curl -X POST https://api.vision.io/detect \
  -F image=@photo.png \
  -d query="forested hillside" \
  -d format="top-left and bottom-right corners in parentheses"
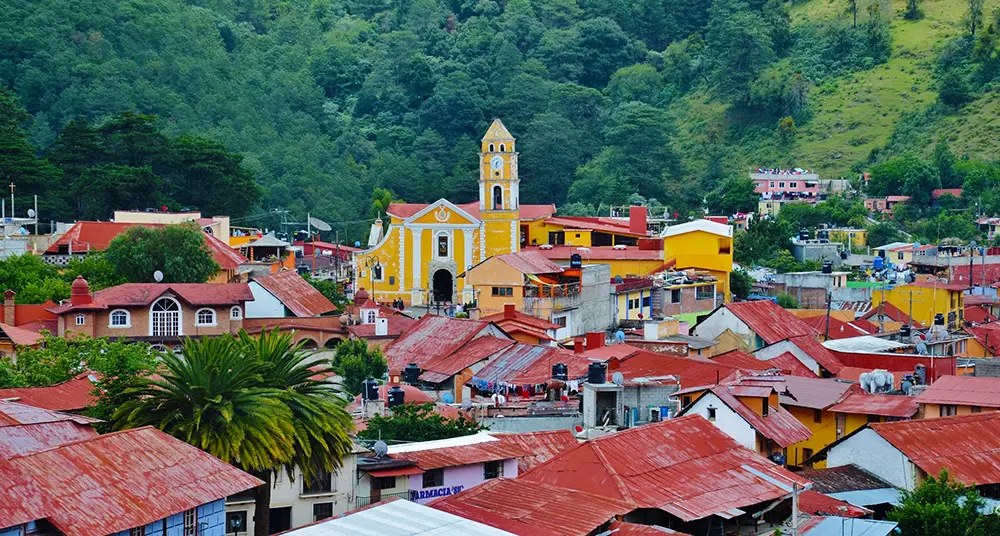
top-left (2, 0), bottom-right (999, 238)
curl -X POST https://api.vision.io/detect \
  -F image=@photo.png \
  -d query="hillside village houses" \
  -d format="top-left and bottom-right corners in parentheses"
top-left (12, 121), bottom-right (1000, 535)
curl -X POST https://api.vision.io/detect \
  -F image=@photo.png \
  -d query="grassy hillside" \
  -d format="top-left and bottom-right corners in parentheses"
top-left (673, 0), bottom-right (996, 179)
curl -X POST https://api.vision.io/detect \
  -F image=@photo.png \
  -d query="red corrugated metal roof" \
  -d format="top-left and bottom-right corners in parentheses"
top-left (48, 282), bottom-right (253, 314)
top-left (544, 216), bottom-right (644, 237)
top-left (726, 301), bottom-right (819, 345)
top-left (430, 477), bottom-right (628, 536)
top-left (0, 373), bottom-right (97, 411)
top-left (0, 399), bottom-right (100, 427)
top-left (869, 412), bottom-right (1000, 486)
top-left (481, 309), bottom-right (562, 331)
top-left (383, 315), bottom-right (498, 372)
top-left (496, 251), bottom-right (565, 275)
top-left (525, 245), bottom-right (664, 261)
top-left (0, 323), bottom-right (44, 346)
top-left (0, 456), bottom-right (49, 527)
top-left (616, 351), bottom-right (745, 388)
top-left (966, 323), bottom-right (1000, 355)
top-left (952, 264), bottom-right (1000, 286)
top-left (202, 230), bottom-right (247, 269)
top-left (519, 415), bottom-right (811, 522)
top-left (421, 336), bottom-right (517, 383)
top-left (2, 426), bottom-right (262, 535)
top-left (491, 430), bottom-right (580, 473)
top-left (0, 421), bottom-right (99, 457)
top-left (389, 434), bottom-right (535, 470)
top-left (388, 202), bottom-right (556, 221)
top-left (801, 316), bottom-right (871, 339)
top-left (786, 335), bottom-right (844, 374)
top-left (581, 343), bottom-right (643, 361)
top-left (710, 350), bottom-right (767, 370)
top-left (764, 352), bottom-right (821, 377)
top-left (906, 280), bottom-right (969, 291)
top-left (964, 305), bottom-right (998, 324)
top-left (347, 316), bottom-right (417, 339)
top-left (931, 188), bottom-right (963, 199)
top-left (608, 521), bottom-right (690, 535)
top-left (253, 270), bottom-right (335, 317)
top-left (471, 343), bottom-right (583, 385)
top-left (827, 392), bottom-right (918, 418)
top-left (915, 375), bottom-right (1000, 408)
top-left (684, 386), bottom-right (812, 447)
top-left (861, 301), bottom-right (925, 328)
top-left (797, 490), bottom-right (871, 518)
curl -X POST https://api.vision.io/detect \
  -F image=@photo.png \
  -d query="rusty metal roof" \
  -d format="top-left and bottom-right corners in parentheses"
top-left (801, 316), bottom-right (871, 339)
top-left (784, 335), bottom-right (844, 374)
top-left (869, 412), bottom-right (1000, 486)
top-left (737, 374), bottom-right (854, 410)
top-left (253, 270), bottom-right (336, 317)
top-left (496, 251), bottom-right (565, 275)
top-left (710, 350), bottom-right (768, 370)
top-left (430, 477), bottom-right (629, 536)
top-left (2, 426), bottom-right (262, 535)
top-left (607, 521), bottom-right (690, 535)
top-left (420, 336), bottom-right (517, 383)
top-left (0, 373), bottom-right (98, 411)
top-left (0, 421), bottom-right (99, 457)
top-left (480, 309), bottom-right (562, 331)
top-left (387, 433), bottom-right (535, 470)
top-left (490, 431), bottom-right (580, 473)
top-left (765, 351), bottom-right (821, 377)
top-left (797, 490), bottom-right (871, 518)
top-left (680, 386), bottom-right (813, 447)
top-left (965, 323), bottom-right (1000, 355)
top-left (861, 302), bottom-right (924, 328)
top-left (964, 304), bottom-right (998, 324)
top-left (916, 375), bottom-right (1000, 408)
top-left (615, 351), bottom-right (745, 388)
top-left (827, 393), bottom-right (918, 418)
top-left (519, 415), bottom-right (811, 522)
top-left (796, 465), bottom-right (895, 494)
top-left (384, 316), bottom-right (498, 372)
top-left (471, 343), bottom-right (583, 385)
top-left (725, 301), bottom-right (819, 345)
top-left (0, 456), bottom-right (48, 527)
top-left (0, 399), bottom-right (101, 427)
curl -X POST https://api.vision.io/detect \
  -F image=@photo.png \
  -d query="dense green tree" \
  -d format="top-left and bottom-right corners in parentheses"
top-left (867, 222), bottom-right (904, 247)
top-left (966, 0), bottom-right (986, 36)
top-left (303, 275), bottom-right (349, 308)
top-left (102, 223), bottom-right (220, 283)
top-left (705, 176), bottom-right (758, 215)
top-left (167, 135), bottom-right (261, 217)
top-left (734, 217), bottom-right (792, 265)
top-left (63, 254), bottom-right (126, 291)
top-left (357, 402), bottom-right (485, 442)
top-left (730, 268), bottom-right (754, 300)
top-left (776, 292), bottom-right (799, 308)
top-left (605, 64), bottom-right (665, 105)
top-left (902, 160), bottom-right (942, 207)
top-left (0, 87), bottom-right (63, 218)
top-left (519, 112), bottom-right (588, 205)
top-left (706, 0), bottom-right (774, 105)
top-left (0, 253), bottom-right (68, 304)
top-left (888, 469), bottom-right (996, 536)
top-left (331, 338), bottom-right (388, 395)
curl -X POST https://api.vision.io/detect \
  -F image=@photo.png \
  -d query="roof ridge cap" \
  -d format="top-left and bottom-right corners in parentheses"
top-left (589, 440), bottom-right (637, 506)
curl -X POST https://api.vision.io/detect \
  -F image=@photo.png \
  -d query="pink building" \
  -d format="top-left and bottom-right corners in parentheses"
top-left (751, 171), bottom-right (820, 197)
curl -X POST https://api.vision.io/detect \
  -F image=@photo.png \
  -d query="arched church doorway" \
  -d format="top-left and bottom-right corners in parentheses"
top-left (432, 269), bottom-right (453, 303)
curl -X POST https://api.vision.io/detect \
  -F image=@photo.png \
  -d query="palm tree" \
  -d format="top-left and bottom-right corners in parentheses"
top-left (113, 330), bottom-right (353, 536)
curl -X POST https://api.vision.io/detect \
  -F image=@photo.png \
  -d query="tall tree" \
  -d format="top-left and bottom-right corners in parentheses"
top-left (357, 402), bottom-right (484, 442)
top-left (966, 0), bottom-right (985, 36)
top-left (331, 338), bottom-right (388, 395)
top-left (167, 135), bottom-right (261, 217)
top-left (0, 87), bottom-right (64, 218)
top-left (706, 0), bottom-right (775, 105)
top-left (102, 223), bottom-right (220, 283)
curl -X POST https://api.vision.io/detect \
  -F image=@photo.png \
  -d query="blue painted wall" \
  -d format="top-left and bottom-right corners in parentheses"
top-left (109, 499), bottom-right (227, 536)
top-left (1, 525), bottom-right (24, 536)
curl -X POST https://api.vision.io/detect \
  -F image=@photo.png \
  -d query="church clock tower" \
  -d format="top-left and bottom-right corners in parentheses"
top-left (479, 119), bottom-right (520, 256)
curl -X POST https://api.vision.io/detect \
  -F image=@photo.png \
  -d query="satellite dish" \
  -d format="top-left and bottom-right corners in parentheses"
top-left (308, 216), bottom-right (332, 231)
top-left (373, 440), bottom-right (388, 458)
top-left (614, 275), bottom-right (624, 284)
top-left (461, 399), bottom-right (472, 410)
top-left (153, 270), bottom-right (164, 282)
top-left (916, 342), bottom-right (928, 355)
top-left (614, 330), bottom-right (626, 343)
top-left (27, 209), bottom-right (35, 218)
top-left (354, 241), bottom-right (362, 247)
top-left (612, 372), bottom-right (624, 385)
top-left (441, 392), bottom-right (455, 404)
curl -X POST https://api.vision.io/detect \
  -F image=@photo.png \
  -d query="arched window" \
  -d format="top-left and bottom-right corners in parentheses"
top-left (366, 310), bottom-right (377, 323)
top-left (149, 344), bottom-right (169, 354)
top-left (492, 185), bottom-right (503, 210)
top-left (499, 143), bottom-right (506, 152)
top-left (151, 298), bottom-right (181, 337)
top-left (75, 314), bottom-right (85, 326)
top-left (230, 306), bottom-right (242, 320)
top-left (110, 309), bottom-right (130, 328)
top-left (488, 143), bottom-right (495, 152)
top-left (196, 308), bottom-right (216, 326)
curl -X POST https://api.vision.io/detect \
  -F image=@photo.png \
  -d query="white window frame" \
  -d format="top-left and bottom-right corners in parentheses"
top-left (109, 309), bottom-right (131, 328)
top-left (75, 314), bottom-right (85, 326)
top-left (149, 297), bottom-right (182, 337)
top-left (195, 308), bottom-right (217, 327)
top-left (436, 231), bottom-right (451, 259)
top-left (149, 344), bottom-right (169, 353)
top-left (230, 306), bottom-right (242, 320)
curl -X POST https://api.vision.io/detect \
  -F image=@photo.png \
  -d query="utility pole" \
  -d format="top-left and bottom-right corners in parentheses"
top-left (8, 182), bottom-right (14, 219)
top-left (824, 293), bottom-right (832, 341)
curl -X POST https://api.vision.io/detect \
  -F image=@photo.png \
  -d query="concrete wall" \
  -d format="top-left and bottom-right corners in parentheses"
top-left (621, 383), bottom-right (680, 422)
top-left (406, 459), bottom-right (518, 504)
top-left (247, 281), bottom-right (288, 318)
top-left (791, 242), bottom-right (843, 265)
top-left (686, 392), bottom-right (757, 450)
top-left (827, 428), bottom-right (917, 491)
top-left (691, 308), bottom-right (755, 349)
top-left (481, 415), bottom-right (582, 433)
top-left (575, 263), bottom-right (612, 336)
top-left (753, 339), bottom-right (821, 375)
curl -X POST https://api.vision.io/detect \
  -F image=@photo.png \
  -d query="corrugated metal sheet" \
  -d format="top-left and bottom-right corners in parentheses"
top-left (0, 456), bottom-right (49, 527)
top-left (801, 516), bottom-right (898, 536)
top-left (771, 375), bottom-right (854, 410)
top-left (964, 305), bottom-right (997, 324)
top-left (0, 399), bottom-right (101, 426)
top-left (726, 301), bottom-right (819, 345)
top-left (491, 431), bottom-right (579, 473)
top-left (388, 434), bottom-right (534, 470)
top-left (615, 351), bottom-right (744, 388)
top-left (861, 302), bottom-right (924, 328)
top-left (710, 350), bottom-right (767, 370)
top-left (420, 336), bottom-right (517, 383)
top-left (607, 521), bottom-right (689, 535)
top-left (797, 490), bottom-right (871, 518)
top-left (286, 497), bottom-right (520, 535)
top-left (518, 415), bottom-right (811, 522)
top-left (966, 323), bottom-right (1000, 355)
top-left (827, 393), bottom-right (918, 418)
top-left (471, 343), bottom-right (584, 385)
top-left (481, 310), bottom-right (562, 331)
top-left (0, 373), bottom-right (98, 411)
top-left (431, 477), bottom-right (628, 536)
top-left (0, 421), bottom-right (99, 457)
top-left (801, 316), bottom-right (871, 339)
top-left (915, 375), bottom-right (1000, 407)
top-left (764, 352), bottom-right (820, 377)
top-left (827, 489), bottom-right (902, 507)
top-left (696, 386), bottom-right (813, 447)
top-left (785, 336), bottom-right (844, 374)
top-left (797, 465), bottom-right (895, 494)
top-left (384, 316), bottom-right (496, 372)
top-left (253, 270), bottom-right (336, 317)
top-left (871, 412), bottom-right (1000, 487)
top-left (496, 251), bottom-right (564, 275)
top-left (3, 426), bottom-right (262, 535)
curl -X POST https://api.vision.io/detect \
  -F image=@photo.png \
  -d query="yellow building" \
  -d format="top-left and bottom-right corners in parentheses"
top-left (870, 281), bottom-right (965, 329)
top-left (828, 228), bottom-right (867, 248)
top-left (462, 250), bottom-right (569, 317)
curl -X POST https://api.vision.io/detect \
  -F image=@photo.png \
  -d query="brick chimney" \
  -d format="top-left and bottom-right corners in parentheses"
top-left (504, 303), bottom-right (516, 319)
top-left (585, 332), bottom-right (605, 350)
top-left (573, 336), bottom-right (585, 354)
top-left (629, 206), bottom-right (648, 236)
top-left (70, 276), bottom-right (92, 306)
top-left (3, 290), bottom-right (14, 325)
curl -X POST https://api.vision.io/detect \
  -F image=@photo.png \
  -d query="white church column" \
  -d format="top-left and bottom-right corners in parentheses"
top-left (463, 228), bottom-right (474, 302)
top-left (398, 226), bottom-right (405, 293)
top-left (510, 221), bottom-right (518, 253)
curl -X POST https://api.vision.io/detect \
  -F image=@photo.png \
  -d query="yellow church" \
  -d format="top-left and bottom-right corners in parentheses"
top-left (353, 119), bottom-right (734, 306)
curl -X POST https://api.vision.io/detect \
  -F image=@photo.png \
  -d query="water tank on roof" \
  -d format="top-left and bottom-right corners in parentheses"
top-left (934, 313), bottom-right (945, 326)
top-left (403, 363), bottom-right (421, 384)
top-left (588, 362), bottom-right (607, 384)
top-left (362, 378), bottom-right (379, 401)
top-left (552, 363), bottom-right (568, 381)
top-left (873, 256), bottom-right (885, 270)
top-left (570, 253), bottom-right (583, 269)
top-left (387, 385), bottom-right (405, 408)
top-left (822, 261), bottom-right (833, 274)
top-left (900, 324), bottom-right (912, 337)
top-left (914, 364), bottom-right (927, 385)
top-left (818, 229), bottom-right (830, 240)
top-left (840, 250), bottom-right (849, 260)
top-left (798, 228), bottom-right (810, 241)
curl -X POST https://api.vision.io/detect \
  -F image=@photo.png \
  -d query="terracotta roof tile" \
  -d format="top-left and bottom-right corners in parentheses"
top-left (48, 283), bottom-right (253, 314)
top-left (0, 322), bottom-right (45, 346)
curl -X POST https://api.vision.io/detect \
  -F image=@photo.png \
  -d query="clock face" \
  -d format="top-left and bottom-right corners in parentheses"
top-left (490, 156), bottom-right (503, 171)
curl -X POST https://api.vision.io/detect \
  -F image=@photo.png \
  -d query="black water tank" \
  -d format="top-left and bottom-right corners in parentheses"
top-left (588, 362), bottom-right (607, 384)
top-left (403, 363), bottom-right (421, 384)
top-left (822, 261), bottom-right (833, 274)
top-left (798, 228), bottom-right (810, 240)
top-left (552, 363), bottom-right (568, 381)
top-left (818, 229), bottom-right (829, 240)
top-left (900, 324), bottom-right (912, 337)
top-left (387, 385), bottom-right (405, 408)
top-left (840, 250), bottom-right (849, 260)
top-left (934, 313), bottom-right (945, 326)
top-left (362, 378), bottom-right (379, 401)
top-left (570, 253), bottom-right (583, 269)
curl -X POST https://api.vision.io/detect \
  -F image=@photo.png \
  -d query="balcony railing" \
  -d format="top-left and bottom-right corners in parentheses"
top-left (523, 282), bottom-right (580, 299)
top-left (355, 491), bottom-right (411, 508)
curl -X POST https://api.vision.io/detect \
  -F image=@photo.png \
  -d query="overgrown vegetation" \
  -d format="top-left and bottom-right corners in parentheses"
top-left (357, 402), bottom-right (485, 443)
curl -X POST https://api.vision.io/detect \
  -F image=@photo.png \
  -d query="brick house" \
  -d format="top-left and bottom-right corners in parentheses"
top-left (47, 277), bottom-right (252, 349)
